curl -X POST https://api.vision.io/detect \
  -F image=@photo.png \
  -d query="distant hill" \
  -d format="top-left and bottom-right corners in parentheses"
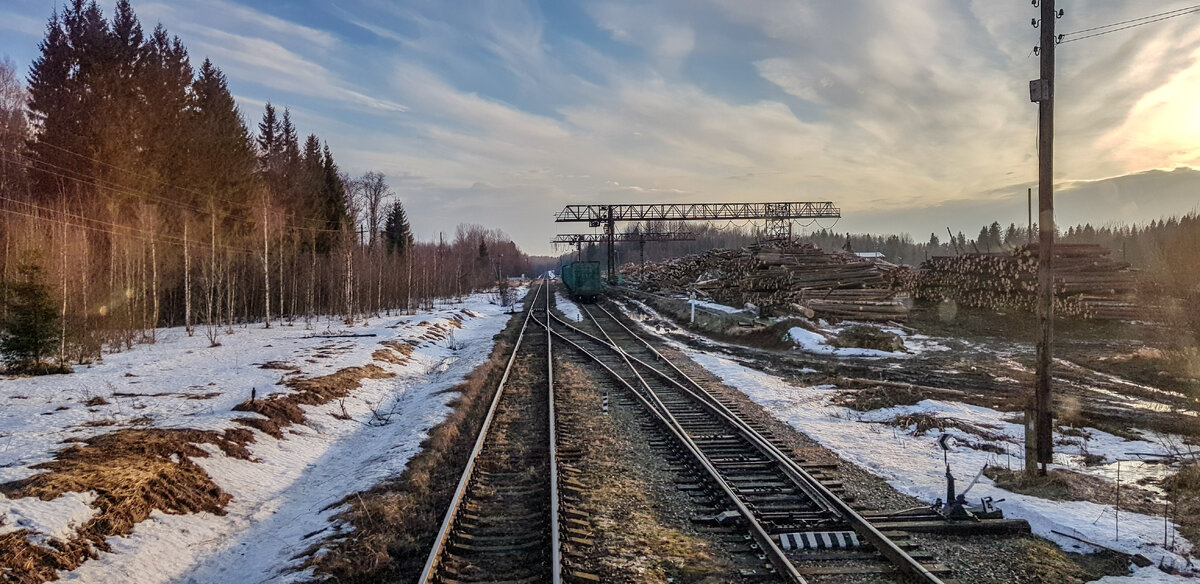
top-left (848, 166), bottom-right (1200, 238)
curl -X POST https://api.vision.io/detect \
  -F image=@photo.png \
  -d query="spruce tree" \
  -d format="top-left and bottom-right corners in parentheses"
top-left (257, 102), bottom-right (281, 171)
top-left (190, 59), bottom-right (255, 215)
top-left (142, 25), bottom-right (193, 193)
top-left (315, 142), bottom-right (349, 252)
top-left (383, 200), bottom-right (413, 256)
top-left (1, 262), bottom-right (64, 374)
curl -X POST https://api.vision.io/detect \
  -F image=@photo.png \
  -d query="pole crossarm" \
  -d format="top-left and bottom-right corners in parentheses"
top-left (553, 202), bottom-right (840, 223)
top-left (552, 231), bottom-right (697, 245)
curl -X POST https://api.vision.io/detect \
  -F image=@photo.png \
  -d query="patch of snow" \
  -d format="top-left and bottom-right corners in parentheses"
top-left (0, 490), bottom-right (97, 545)
top-left (1095, 564), bottom-right (1193, 582)
top-left (555, 292), bottom-right (584, 322)
top-left (787, 326), bottom-right (897, 358)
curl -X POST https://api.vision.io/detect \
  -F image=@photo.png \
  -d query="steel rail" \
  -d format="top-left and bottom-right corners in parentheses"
top-left (417, 281), bottom-right (556, 584)
top-left (568, 301), bottom-right (807, 582)
top-left (533, 315), bottom-right (807, 584)
top-left (590, 302), bottom-right (945, 584)
top-left (545, 281), bottom-right (562, 584)
top-left (551, 309), bottom-right (835, 515)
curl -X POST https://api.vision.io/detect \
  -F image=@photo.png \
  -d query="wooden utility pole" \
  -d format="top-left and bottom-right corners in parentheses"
top-left (1030, 0), bottom-right (1058, 475)
top-left (1027, 187), bottom-right (1033, 244)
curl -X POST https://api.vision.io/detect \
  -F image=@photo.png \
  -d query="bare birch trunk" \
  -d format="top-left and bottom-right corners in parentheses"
top-left (307, 245), bottom-right (315, 328)
top-left (184, 222), bottom-right (192, 336)
top-left (59, 208), bottom-right (67, 364)
top-left (151, 233), bottom-right (158, 342)
top-left (278, 231), bottom-right (284, 323)
top-left (262, 203), bottom-right (270, 329)
top-left (344, 242), bottom-right (353, 323)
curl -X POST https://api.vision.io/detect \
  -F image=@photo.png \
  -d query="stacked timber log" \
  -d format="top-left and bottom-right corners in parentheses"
top-left (907, 244), bottom-right (1160, 320)
top-left (621, 242), bottom-right (908, 321)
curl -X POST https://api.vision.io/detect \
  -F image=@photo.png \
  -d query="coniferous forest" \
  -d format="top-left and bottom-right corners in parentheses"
top-left (0, 0), bottom-right (530, 371)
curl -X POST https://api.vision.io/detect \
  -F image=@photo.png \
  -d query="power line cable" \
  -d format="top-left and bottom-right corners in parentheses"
top-left (1059, 6), bottom-right (1200, 44)
top-left (0, 195), bottom-right (261, 255)
top-left (1, 153), bottom-right (347, 236)
top-left (28, 139), bottom-right (346, 230)
top-left (1060, 4), bottom-right (1200, 37)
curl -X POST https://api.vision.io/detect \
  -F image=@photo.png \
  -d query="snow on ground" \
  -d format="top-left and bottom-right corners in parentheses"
top-left (0, 289), bottom-right (524, 584)
top-left (626, 296), bottom-right (945, 359)
top-left (555, 291), bottom-right (584, 321)
top-left (685, 350), bottom-right (1194, 579)
top-left (787, 326), bottom-right (897, 358)
top-left (0, 491), bottom-right (97, 546)
top-left (788, 324), bottom-right (950, 358)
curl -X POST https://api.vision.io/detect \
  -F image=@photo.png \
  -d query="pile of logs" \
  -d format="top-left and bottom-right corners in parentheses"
top-left (905, 244), bottom-right (1159, 320)
top-left (621, 242), bottom-right (909, 321)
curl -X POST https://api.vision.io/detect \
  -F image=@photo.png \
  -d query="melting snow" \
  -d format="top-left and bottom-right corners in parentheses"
top-left (0, 289), bottom-right (524, 583)
top-left (555, 292), bottom-right (584, 322)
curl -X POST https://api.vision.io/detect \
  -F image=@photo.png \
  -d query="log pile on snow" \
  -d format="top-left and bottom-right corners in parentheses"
top-left (621, 242), bottom-right (908, 321)
top-left (902, 243), bottom-right (1160, 320)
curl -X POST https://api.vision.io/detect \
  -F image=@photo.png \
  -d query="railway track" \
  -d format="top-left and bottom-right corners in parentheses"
top-left (419, 281), bottom-right (562, 583)
top-left (421, 280), bottom-right (949, 582)
top-left (546, 296), bottom-right (948, 583)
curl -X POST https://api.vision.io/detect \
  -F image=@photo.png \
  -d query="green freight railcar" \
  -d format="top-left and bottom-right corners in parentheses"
top-left (559, 261), bottom-right (602, 302)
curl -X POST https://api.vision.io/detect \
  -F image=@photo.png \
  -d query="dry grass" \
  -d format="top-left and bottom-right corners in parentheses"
top-left (923, 533), bottom-right (1129, 584)
top-left (828, 324), bottom-right (905, 352)
top-left (303, 313), bottom-right (524, 583)
top-left (232, 364), bottom-right (394, 438)
top-left (0, 428), bottom-right (253, 584)
top-left (372, 340), bottom-right (414, 365)
top-left (984, 467), bottom-right (1161, 516)
top-left (886, 412), bottom-right (1006, 441)
top-left (831, 383), bottom-right (927, 411)
top-left (553, 361), bottom-right (732, 582)
top-left (1163, 462), bottom-right (1200, 546)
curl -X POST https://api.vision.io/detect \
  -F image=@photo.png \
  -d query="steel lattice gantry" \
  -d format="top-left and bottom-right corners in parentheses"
top-left (552, 231), bottom-right (696, 264)
top-left (554, 202), bottom-right (840, 283)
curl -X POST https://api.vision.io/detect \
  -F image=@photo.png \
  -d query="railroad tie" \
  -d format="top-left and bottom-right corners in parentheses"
top-left (778, 531), bottom-right (861, 551)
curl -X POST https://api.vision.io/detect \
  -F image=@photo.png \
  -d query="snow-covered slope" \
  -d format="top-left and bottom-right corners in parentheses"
top-left (0, 290), bottom-right (522, 583)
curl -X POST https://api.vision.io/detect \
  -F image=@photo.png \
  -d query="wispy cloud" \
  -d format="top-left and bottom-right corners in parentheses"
top-left (4, 0), bottom-right (1200, 253)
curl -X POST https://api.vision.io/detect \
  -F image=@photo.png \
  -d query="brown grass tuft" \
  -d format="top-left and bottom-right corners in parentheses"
top-left (985, 466), bottom-right (1160, 516)
top-left (0, 428), bottom-right (253, 584)
top-left (232, 365), bottom-right (394, 438)
top-left (372, 340), bottom-right (413, 366)
top-left (832, 383), bottom-right (926, 411)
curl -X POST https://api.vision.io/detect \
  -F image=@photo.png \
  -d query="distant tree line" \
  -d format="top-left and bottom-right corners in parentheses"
top-left (0, 0), bottom-right (529, 373)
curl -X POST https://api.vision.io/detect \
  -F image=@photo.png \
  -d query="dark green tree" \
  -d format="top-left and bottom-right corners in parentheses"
top-left (1, 262), bottom-right (65, 374)
top-left (314, 142), bottom-right (349, 252)
top-left (26, 3), bottom-right (103, 201)
top-left (383, 200), bottom-right (413, 256)
top-left (190, 59), bottom-right (255, 215)
top-left (141, 25), bottom-right (193, 192)
top-left (256, 102), bottom-right (281, 172)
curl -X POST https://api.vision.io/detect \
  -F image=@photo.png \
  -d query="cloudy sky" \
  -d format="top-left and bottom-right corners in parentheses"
top-left (2, 1), bottom-right (1200, 254)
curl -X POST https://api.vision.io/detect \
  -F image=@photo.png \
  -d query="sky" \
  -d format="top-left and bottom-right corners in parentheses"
top-left (2, 0), bottom-right (1200, 255)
